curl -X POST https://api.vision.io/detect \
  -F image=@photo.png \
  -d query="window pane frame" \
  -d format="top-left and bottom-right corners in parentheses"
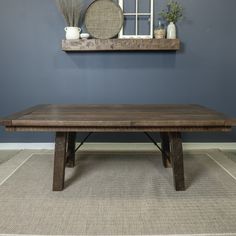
top-left (119, 0), bottom-right (153, 39)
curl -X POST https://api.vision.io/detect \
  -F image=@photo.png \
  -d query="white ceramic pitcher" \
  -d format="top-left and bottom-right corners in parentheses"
top-left (64, 27), bottom-right (81, 40)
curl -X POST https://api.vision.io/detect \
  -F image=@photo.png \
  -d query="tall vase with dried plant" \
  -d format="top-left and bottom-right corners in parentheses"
top-left (160, 0), bottom-right (183, 39)
top-left (55, 0), bottom-right (85, 39)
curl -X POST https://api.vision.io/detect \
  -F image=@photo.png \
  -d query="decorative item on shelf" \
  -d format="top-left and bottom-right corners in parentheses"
top-left (80, 33), bottom-right (90, 39)
top-left (167, 22), bottom-right (176, 39)
top-left (118, 0), bottom-right (154, 39)
top-left (154, 19), bottom-right (166, 39)
top-left (160, 0), bottom-right (183, 39)
top-left (85, 0), bottom-right (123, 39)
top-left (55, 0), bottom-right (84, 40)
top-left (64, 27), bottom-right (81, 40)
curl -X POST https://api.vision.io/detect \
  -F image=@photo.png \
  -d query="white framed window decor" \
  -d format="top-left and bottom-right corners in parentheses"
top-left (118, 0), bottom-right (154, 39)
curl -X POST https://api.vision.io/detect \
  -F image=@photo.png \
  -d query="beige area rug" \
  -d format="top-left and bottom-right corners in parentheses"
top-left (0, 150), bottom-right (236, 235)
top-left (0, 150), bottom-right (20, 165)
top-left (224, 151), bottom-right (236, 164)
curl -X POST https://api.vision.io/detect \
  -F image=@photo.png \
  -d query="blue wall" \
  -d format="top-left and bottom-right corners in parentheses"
top-left (0, 0), bottom-right (236, 143)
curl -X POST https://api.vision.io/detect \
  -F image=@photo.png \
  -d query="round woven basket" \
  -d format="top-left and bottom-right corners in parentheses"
top-left (85, 0), bottom-right (124, 39)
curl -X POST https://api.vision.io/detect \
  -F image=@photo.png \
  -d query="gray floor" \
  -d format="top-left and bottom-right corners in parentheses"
top-left (0, 149), bottom-right (236, 235)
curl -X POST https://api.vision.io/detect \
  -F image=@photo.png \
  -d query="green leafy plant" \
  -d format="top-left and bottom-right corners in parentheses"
top-left (55, 0), bottom-right (85, 27)
top-left (160, 1), bottom-right (183, 23)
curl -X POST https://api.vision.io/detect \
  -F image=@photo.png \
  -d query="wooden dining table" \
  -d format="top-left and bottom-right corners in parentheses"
top-left (1, 104), bottom-right (235, 191)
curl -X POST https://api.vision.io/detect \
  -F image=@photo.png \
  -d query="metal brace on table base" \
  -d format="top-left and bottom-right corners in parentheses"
top-left (74, 132), bottom-right (93, 153)
top-left (144, 132), bottom-right (172, 167)
top-left (73, 132), bottom-right (172, 169)
top-left (66, 132), bottom-right (93, 168)
top-left (75, 132), bottom-right (170, 157)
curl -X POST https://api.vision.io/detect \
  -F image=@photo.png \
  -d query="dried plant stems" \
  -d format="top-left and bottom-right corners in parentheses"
top-left (160, 0), bottom-right (183, 23)
top-left (56, 0), bottom-right (84, 27)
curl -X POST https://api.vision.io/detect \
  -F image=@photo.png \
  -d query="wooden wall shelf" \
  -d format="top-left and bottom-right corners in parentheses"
top-left (62, 39), bottom-right (180, 51)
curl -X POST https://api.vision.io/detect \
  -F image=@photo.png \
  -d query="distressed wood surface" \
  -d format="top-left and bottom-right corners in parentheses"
top-left (160, 132), bottom-right (172, 168)
top-left (1, 104), bottom-right (235, 129)
top-left (66, 132), bottom-right (76, 168)
top-left (5, 126), bottom-right (232, 132)
top-left (169, 132), bottom-right (185, 191)
top-left (53, 132), bottom-right (67, 191)
top-left (62, 39), bottom-right (180, 51)
top-left (0, 104), bottom-right (48, 126)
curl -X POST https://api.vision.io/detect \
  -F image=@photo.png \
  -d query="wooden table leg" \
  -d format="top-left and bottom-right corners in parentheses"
top-left (53, 132), bottom-right (67, 191)
top-left (66, 132), bottom-right (76, 168)
top-left (160, 132), bottom-right (172, 168)
top-left (169, 132), bottom-right (185, 191)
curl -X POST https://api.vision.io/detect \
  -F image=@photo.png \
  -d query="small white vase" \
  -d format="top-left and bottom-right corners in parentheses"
top-left (167, 22), bottom-right (176, 39)
top-left (64, 27), bottom-right (81, 40)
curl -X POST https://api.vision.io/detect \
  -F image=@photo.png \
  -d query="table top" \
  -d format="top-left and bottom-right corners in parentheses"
top-left (1, 104), bottom-right (235, 129)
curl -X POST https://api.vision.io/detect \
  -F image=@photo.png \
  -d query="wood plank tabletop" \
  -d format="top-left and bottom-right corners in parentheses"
top-left (1, 104), bottom-right (235, 128)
